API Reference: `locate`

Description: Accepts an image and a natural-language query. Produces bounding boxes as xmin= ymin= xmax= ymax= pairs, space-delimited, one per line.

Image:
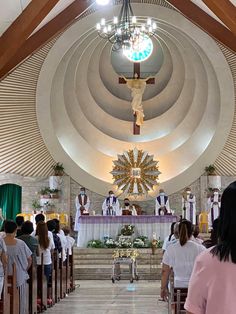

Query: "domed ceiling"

xmin=36 ymin=3 xmax=234 ymax=197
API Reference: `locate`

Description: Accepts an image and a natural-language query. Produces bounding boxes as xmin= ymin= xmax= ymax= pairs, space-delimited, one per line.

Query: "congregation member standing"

xmin=185 ymin=181 xmax=236 ymax=314
xmin=102 ymin=191 xmax=120 ymax=216
xmin=35 ymin=221 xmax=54 ymax=284
xmin=161 ymin=220 xmax=205 ymax=300
xmin=0 ymin=237 xmax=7 ymax=299
xmin=155 ymin=189 xmax=170 ymax=215
xmin=18 ymin=220 xmax=39 ymax=262
xmin=62 ymin=226 xmax=75 ymax=256
xmin=4 ymin=220 xmax=32 ymax=314
xmin=15 ymin=215 xmax=24 ymax=237
xmin=32 ymin=213 xmax=55 ymax=247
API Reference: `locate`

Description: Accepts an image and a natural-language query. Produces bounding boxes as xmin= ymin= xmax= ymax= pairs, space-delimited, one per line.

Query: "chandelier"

xmin=96 ymin=0 xmax=157 ymax=54
xmin=111 ymin=148 xmax=161 ymax=196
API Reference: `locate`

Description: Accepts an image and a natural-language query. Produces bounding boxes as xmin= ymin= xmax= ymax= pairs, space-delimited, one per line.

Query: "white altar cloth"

xmin=77 ymin=215 xmax=177 ymax=247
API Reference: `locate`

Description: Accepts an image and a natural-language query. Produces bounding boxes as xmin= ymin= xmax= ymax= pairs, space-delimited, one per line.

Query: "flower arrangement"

xmin=133 ymin=236 xmax=149 ymax=248
xmin=113 ymin=249 xmax=139 ymax=261
xmin=104 ymin=237 xmax=117 ymax=248
xmin=117 ymin=236 xmax=132 ymax=248
xmin=120 ymin=224 xmax=135 ymax=236
xmin=87 ymin=240 xmax=105 ymax=248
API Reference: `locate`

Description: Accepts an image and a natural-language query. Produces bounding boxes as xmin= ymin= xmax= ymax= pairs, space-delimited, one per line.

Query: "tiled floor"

xmin=47 ymin=280 xmax=168 ymax=314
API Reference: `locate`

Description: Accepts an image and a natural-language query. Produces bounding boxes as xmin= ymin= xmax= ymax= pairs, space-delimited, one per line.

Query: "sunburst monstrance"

xmin=111 ymin=148 xmax=161 ymax=196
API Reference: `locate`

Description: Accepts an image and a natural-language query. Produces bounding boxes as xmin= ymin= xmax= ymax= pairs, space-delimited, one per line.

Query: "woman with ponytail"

xmin=185 ymin=181 xmax=236 ymax=314
xmin=161 ymin=220 xmax=205 ymax=300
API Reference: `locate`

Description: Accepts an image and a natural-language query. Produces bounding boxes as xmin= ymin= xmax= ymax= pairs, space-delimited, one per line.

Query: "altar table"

xmin=77 ymin=215 xmax=177 ymax=247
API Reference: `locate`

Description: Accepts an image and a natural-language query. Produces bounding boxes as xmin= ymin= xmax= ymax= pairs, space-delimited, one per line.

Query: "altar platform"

xmin=77 ymin=215 xmax=177 ymax=248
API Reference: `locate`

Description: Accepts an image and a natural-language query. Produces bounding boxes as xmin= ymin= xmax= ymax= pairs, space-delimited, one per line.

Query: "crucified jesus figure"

xmin=122 ymin=73 xmax=153 ymax=126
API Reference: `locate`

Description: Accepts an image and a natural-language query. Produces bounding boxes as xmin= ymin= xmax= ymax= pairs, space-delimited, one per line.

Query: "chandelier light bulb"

xmin=96 ymin=23 xmax=101 ymax=30
xmin=152 ymin=22 xmax=157 ymax=30
xmin=132 ymin=16 xmax=137 ymax=24
xmin=149 ymin=26 xmax=153 ymax=33
xmin=101 ymin=18 xmax=106 ymax=26
xmin=96 ymin=0 xmax=110 ymax=5
xmin=113 ymin=16 xmax=118 ymax=24
xmin=141 ymin=25 xmax=146 ymax=32
xmin=107 ymin=25 xmax=112 ymax=32
xmin=103 ymin=26 xmax=108 ymax=33
xmin=147 ymin=18 xmax=152 ymax=26
xmin=117 ymin=28 xmax=122 ymax=35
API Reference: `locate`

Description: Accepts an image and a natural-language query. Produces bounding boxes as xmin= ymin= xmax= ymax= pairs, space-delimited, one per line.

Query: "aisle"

xmin=47 ymin=280 xmax=168 ymax=314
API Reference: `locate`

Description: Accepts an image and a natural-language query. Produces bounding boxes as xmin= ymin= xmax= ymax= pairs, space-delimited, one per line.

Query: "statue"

xmin=122 ymin=73 xmax=153 ymax=126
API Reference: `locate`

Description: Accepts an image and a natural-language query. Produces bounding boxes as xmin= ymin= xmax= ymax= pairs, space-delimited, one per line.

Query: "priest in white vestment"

xmin=207 ymin=189 xmax=221 ymax=229
xmin=74 ymin=187 xmax=90 ymax=232
xmin=102 ymin=191 xmax=120 ymax=216
xmin=155 ymin=189 xmax=170 ymax=215
xmin=182 ymin=188 xmax=196 ymax=225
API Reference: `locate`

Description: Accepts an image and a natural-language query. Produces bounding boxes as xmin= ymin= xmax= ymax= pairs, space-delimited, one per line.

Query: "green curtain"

xmin=0 ymin=184 xmax=22 ymax=221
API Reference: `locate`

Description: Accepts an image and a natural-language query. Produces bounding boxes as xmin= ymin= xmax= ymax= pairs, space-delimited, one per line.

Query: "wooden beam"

xmin=202 ymin=0 xmax=236 ymax=36
xmin=167 ymin=0 xmax=236 ymax=53
xmin=0 ymin=0 xmax=61 ymax=74
xmin=0 ymin=0 xmax=94 ymax=80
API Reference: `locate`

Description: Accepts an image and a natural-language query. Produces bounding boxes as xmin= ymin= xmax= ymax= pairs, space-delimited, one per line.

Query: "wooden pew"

xmin=69 ymin=247 xmax=75 ymax=292
xmin=0 ymin=265 xmax=10 ymax=314
xmin=37 ymin=254 xmax=47 ymax=312
xmin=50 ymin=251 xmax=56 ymax=306
xmin=53 ymin=251 xmax=60 ymax=303
xmin=65 ymin=250 xmax=71 ymax=294
xmin=28 ymin=259 xmax=37 ymax=314
xmin=59 ymin=252 xmax=67 ymax=299
xmin=8 ymin=263 xmax=19 ymax=314
xmin=168 ymin=272 xmax=188 ymax=314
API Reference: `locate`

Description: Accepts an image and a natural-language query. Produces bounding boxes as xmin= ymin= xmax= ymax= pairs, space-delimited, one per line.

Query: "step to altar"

xmin=74 ymin=248 xmax=163 ymax=280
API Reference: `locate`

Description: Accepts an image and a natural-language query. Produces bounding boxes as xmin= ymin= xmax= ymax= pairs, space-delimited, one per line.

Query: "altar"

xmin=77 ymin=215 xmax=177 ymax=247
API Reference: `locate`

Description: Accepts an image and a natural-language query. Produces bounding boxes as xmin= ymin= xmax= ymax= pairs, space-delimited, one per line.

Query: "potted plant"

xmin=52 ymin=162 xmax=64 ymax=176
xmin=49 ymin=188 xmax=60 ymax=199
xmin=39 ymin=187 xmax=50 ymax=199
xmin=205 ymin=165 xmax=216 ymax=175
xmin=32 ymin=199 xmax=41 ymax=212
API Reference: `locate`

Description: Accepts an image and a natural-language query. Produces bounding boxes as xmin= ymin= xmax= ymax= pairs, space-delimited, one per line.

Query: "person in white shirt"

xmin=35 ymin=221 xmax=54 ymax=284
xmin=155 ymin=189 xmax=171 ymax=215
xmin=102 ymin=191 xmax=120 ymax=216
xmin=182 ymin=188 xmax=196 ymax=225
xmin=161 ymin=220 xmax=205 ymax=300
xmin=121 ymin=198 xmax=137 ymax=216
xmin=62 ymin=227 xmax=75 ymax=256
xmin=74 ymin=187 xmax=90 ymax=232
xmin=207 ymin=188 xmax=221 ymax=229
xmin=31 ymin=213 xmax=55 ymax=248
xmin=162 ymin=222 xmax=178 ymax=253
xmin=53 ymin=219 xmax=67 ymax=262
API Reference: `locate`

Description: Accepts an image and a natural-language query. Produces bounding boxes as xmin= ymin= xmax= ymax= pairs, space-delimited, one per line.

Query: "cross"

xmin=119 ymin=63 xmax=155 ymax=135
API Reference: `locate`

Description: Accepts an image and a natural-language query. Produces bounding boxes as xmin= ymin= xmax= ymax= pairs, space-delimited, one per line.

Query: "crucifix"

xmin=119 ymin=63 xmax=155 ymax=135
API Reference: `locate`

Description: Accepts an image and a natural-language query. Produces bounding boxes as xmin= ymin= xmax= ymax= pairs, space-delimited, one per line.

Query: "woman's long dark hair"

xmin=168 ymin=222 xmax=176 ymax=241
xmin=36 ymin=221 xmax=49 ymax=250
xmin=211 ymin=181 xmax=236 ymax=263
xmin=179 ymin=220 xmax=193 ymax=246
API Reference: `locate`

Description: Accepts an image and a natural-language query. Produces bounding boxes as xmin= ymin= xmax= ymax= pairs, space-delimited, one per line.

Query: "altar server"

xmin=207 ymin=188 xmax=221 ymax=229
xmin=74 ymin=187 xmax=90 ymax=232
xmin=102 ymin=191 xmax=120 ymax=216
xmin=182 ymin=187 xmax=196 ymax=225
xmin=155 ymin=189 xmax=170 ymax=215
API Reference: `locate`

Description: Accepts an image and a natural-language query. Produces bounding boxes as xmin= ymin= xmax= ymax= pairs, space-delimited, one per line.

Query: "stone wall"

xmin=0 ymin=173 xmax=70 ymax=217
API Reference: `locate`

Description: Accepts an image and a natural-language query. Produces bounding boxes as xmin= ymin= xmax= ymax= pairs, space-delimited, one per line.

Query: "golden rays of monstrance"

xmin=111 ymin=148 xmax=161 ymax=196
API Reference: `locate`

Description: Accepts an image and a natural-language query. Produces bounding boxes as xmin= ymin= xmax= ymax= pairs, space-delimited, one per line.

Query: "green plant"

xmin=32 ymin=199 xmax=41 ymax=210
xmin=49 ymin=189 xmax=60 ymax=194
xmin=52 ymin=162 xmax=64 ymax=175
xmin=87 ymin=240 xmax=105 ymax=248
xmin=104 ymin=238 xmax=117 ymax=248
xmin=39 ymin=187 xmax=50 ymax=196
xmin=133 ymin=236 xmax=150 ymax=248
xmin=205 ymin=164 xmax=216 ymax=175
